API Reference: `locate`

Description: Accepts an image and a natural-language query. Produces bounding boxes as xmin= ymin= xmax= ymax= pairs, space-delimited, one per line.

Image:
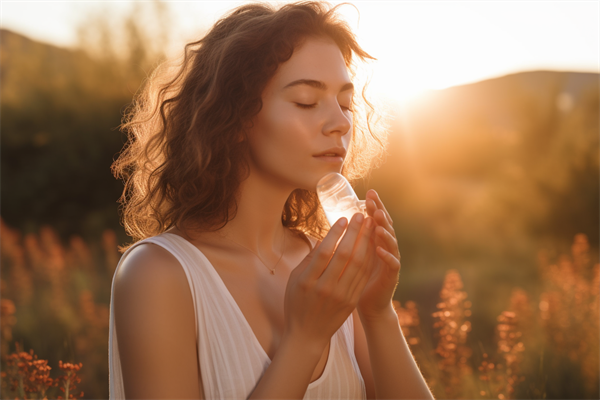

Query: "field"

xmin=1 ymin=218 xmax=597 ymax=399
xmin=1 ymin=4 xmax=598 ymax=398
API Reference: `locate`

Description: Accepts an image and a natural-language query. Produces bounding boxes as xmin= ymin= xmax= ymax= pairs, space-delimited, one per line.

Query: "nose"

xmin=322 ymin=99 xmax=352 ymax=137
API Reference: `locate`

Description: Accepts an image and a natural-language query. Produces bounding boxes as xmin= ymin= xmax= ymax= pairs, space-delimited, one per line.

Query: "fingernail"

xmin=355 ymin=213 xmax=364 ymax=224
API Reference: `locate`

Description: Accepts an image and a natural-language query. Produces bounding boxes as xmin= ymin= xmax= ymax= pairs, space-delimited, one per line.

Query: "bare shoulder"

xmin=113 ymin=242 xmax=204 ymax=399
xmin=114 ymin=242 xmax=186 ymax=290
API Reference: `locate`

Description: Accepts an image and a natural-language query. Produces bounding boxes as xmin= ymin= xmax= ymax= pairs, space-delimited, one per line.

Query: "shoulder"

xmin=113 ymin=241 xmax=203 ymax=398
xmin=113 ymin=243 xmax=194 ymax=332
xmin=115 ymin=241 xmax=185 ymax=290
xmin=113 ymin=241 xmax=193 ymax=331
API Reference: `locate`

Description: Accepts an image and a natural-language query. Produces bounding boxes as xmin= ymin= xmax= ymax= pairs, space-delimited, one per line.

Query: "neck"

xmin=219 ymin=171 xmax=293 ymax=257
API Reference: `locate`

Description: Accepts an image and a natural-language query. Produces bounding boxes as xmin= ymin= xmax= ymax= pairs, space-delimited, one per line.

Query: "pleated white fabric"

xmin=109 ymin=231 xmax=367 ymax=400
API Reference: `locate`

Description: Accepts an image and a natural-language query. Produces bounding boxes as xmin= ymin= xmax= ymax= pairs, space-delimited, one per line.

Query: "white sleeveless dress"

xmin=108 ymin=231 xmax=367 ymax=399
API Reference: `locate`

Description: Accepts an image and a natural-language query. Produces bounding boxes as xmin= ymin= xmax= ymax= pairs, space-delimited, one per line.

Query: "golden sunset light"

xmin=1 ymin=1 xmax=598 ymax=399
xmin=2 ymin=1 xmax=597 ymax=105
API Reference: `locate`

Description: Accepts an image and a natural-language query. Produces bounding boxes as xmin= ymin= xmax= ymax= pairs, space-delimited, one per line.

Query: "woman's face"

xmin=246 ymin=36 xmax=354 ymax=191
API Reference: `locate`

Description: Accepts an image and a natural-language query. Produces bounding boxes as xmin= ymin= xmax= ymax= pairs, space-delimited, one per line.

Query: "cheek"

xmin=251 ymin=104 xmax=312 ymax=164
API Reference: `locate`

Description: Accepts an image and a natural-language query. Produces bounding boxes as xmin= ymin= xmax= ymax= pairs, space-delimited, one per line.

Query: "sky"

xmin=1 ymin=0 xmax=598 ymax=104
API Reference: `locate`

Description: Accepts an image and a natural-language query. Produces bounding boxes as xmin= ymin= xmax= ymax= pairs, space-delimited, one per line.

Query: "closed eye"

xmin=295 ymin=103 xmax=354 ymax=112
xmin=295 ymin=103 xmax=317 ymax=109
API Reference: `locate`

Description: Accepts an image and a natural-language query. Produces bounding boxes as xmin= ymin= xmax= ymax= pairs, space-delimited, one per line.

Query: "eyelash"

xmin=295 ymin=103 xmax=354 ymax=112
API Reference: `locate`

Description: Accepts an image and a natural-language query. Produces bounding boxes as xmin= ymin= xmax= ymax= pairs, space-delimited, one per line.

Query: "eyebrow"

xmin=283 ymin=79 xmax=354 ymax=93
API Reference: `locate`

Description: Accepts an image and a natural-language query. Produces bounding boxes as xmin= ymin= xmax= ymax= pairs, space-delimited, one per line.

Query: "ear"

xmin=237 ymin=120 xmax=254 ymax=143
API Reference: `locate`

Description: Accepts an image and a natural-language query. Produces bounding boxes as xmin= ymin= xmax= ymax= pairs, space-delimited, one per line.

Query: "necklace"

xmin=223 ymin=229 xmax=287 ymax=275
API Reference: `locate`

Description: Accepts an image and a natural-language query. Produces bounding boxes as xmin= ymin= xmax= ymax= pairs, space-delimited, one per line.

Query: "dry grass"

xmin=0 ymin=217 xmax=597 ymax=399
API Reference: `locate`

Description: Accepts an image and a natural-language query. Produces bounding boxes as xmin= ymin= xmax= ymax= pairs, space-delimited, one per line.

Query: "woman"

xmin=109 ymin=1 xmax=434 ymax=399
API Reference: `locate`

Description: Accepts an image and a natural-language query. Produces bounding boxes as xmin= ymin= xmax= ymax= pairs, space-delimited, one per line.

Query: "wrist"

xmin=358 ymin=303 xmax=397 ymax=326
xmin=282 ymin=329 xmax=328 ymax=361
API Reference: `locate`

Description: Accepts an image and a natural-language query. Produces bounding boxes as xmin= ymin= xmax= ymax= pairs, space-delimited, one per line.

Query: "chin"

xmin=290 ymin=163 xmax=343 ymax=192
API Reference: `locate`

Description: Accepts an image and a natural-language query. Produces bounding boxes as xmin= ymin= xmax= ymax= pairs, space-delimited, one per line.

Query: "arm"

xmin=247 ymin=334 xmax=326 ymax=399
xmin=360 ymin=305 xmax=435 ymax=400
xmin=357 ymin=190 xmax=435 ymax=399
xmin=116 ymin=243 xmax=328 ymax=400
xmin=114 ymin=244 xmax=204 ymax=399
xmin=353 ymin=308 xmax=377 ymax=399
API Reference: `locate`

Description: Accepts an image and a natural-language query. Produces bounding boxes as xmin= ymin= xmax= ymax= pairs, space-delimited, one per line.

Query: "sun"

xmin=334 ymin=2 xmax=503 ymax=107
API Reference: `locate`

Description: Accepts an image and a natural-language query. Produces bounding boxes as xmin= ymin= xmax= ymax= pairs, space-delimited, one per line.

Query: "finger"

xmin=339 ymin=215 xmax=375 ymax=290
xmin=348 ymin=224 xmax=378 ymax=299
xmin=375 ymin=225 xmax=400 ymax=258
xmin=367 ymin=199 xmax=394 ymax=237
xmin=372 ymin=208 xmax=396 ymax=238
xmin=349 ymin=234 xmax=378 ymax=302
xmin=367 ymin=190 xmax=393 ymax=226
xmin=301 ymin=217 xmax=348 ymax=281
xmin=376 ymin=245 xmax=401 ymax=271
xmin=366 ymin=198 xmax=377 ymax=218
xmin=319 ymin=213 xmax=365 ymax=284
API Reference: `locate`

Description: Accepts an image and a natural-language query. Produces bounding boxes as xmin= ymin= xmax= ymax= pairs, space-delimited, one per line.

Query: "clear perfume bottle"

xmin=316 ymin=172 xmax=368 ymax=227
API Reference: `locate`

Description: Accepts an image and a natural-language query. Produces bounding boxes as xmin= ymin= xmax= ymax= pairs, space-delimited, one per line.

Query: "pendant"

xmin=270 ymin=270 xmax=275 ymax=275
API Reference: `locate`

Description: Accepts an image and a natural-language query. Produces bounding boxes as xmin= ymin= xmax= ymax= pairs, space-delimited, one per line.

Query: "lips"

xmin=314 ymin=154 xmax=344 ymax=163
xmin=313 ymin=147 xmax=347 ymax=158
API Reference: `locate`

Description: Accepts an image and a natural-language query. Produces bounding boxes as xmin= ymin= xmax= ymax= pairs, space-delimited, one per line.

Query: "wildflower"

xmin=393 ymin=299 xmax=420 ymax=345
xmin=0 ymin=298 xmax=17 ymax=356
xmin=495 ymin=311 xmax=526 ymax=399
xmin=55 ymin=360 xmax=84 ymax=399
xmin=432 ymin=269 xmax=473 ymax=399
xmin=538 ymin=234 xmax=599 ymax=396
xmin=2 ymin=342 xmax=55 ymax=398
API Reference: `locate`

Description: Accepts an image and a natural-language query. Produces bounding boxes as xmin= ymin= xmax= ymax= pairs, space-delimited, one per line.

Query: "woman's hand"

xmin=356 ymin=189 xmax=402 ymax=323
xmin=283 ymin=213 xmax=376 ymax=352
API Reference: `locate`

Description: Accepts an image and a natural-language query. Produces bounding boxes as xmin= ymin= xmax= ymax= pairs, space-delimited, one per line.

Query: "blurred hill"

xmin=1 ymin=29 xmax=598 ymax=271
xmin=0 ymin=27 xmax=154 ymax=244
xmin=361 ymin=68 xmax=598 ymax=294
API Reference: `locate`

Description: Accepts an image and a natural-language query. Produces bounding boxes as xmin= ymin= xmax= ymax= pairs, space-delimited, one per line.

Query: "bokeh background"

xmin=1 ymin=1 xmax=598 ymax=399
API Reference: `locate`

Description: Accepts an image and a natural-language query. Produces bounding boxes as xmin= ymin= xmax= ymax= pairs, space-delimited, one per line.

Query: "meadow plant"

xmin=0 ymin=217 xmax=115 ymax=398
xmin=0 ymin=216 xmax=597 ymax=399
xmin=55 ymin=360 xmax=84 ymax=399
xmin=393 ymin=299 xmax=421 ymax=346
xmin=432 ymin=269 xmax=474 ymax=398
xmin=0 ymin=342 xmax=83 ymax=399
xmin=507 ymin=288 xmax=534 ymax=340
xmin=537 ymin=233 xmax=599 ymax=397
xmin=1 ymin=220 xmax=33 ymax=306
xmin=1 ymin=298 xmax=17 ymax=356
xmin=393 ymin=299 xmax=441 ymax=395
xmin=496 ymin=311 xmax=526 ymax=397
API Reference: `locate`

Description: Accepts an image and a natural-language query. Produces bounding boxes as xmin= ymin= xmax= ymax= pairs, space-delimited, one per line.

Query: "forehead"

xmin=269 ymin=37 xmax=351 ymax=92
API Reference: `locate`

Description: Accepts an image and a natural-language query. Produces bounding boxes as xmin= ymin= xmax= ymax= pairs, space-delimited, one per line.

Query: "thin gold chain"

xmin=223 ymin=229 xmax=287 ymax=275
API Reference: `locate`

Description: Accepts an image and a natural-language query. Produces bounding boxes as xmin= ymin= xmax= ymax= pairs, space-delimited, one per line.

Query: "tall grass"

xmin=391 ymin=234 xmax=599 ymax=399
xmin=1 ymin=218 xmax=115 ymax=399
xmin=1 ymin=217 xmax=597 ymax=399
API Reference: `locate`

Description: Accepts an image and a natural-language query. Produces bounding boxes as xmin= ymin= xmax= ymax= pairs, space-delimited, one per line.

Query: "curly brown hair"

xmin=111 ymin=0 xmax=390 ymax=253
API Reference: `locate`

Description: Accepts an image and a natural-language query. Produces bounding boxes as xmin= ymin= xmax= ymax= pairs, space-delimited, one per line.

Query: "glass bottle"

xmin=316 ymin=172 xmax=368 ymax=227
